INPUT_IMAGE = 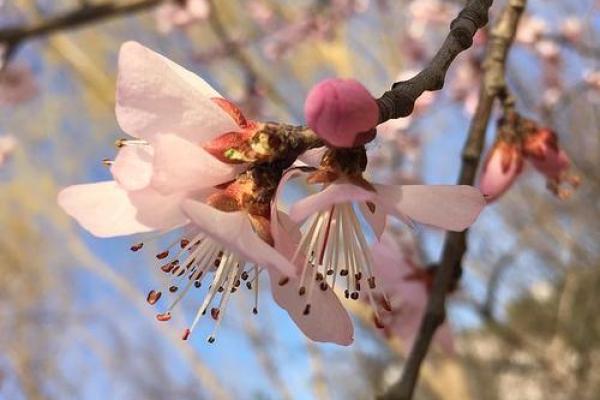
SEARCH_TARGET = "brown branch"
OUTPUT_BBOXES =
[0,0,164,47]
[376,0,494,123]
[378,1,528,399]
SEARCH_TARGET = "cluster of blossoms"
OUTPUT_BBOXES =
[479,110,580,202]
[155,0,210,33]
[59,42,485,345]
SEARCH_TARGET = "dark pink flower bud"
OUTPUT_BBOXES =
[304,78,379,148]
[479,140,523,202]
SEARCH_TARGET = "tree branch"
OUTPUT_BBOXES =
[0,0,163,47]
[378,1,528,399]
[376,0,494,123]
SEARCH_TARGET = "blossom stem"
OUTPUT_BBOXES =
[379,1,528,399]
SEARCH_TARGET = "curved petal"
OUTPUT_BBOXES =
[151,133,243,194]
[267,269,354,346]
[289,181,377,223]
[296,148,326,167]
[374,184,485,232]
[116,41,239,142]
[182,200,296,276]
[111,145,154,191]
[58,181,187,238]
[358,201,386,239]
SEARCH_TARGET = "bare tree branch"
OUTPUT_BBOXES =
[0,0,163,47]
[379,1,528,399]
[376,0,494,123]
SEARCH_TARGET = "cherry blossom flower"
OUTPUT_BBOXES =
[0,134,17,168]
[370,230,454,353]
[0,63,38,106]
[270,147,485,345]
[155,0,210,34]
[58,41,296,342]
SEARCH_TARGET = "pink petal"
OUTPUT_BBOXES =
[358,201,386,239]
[151,133,243,194]
[58,181,188,237]
[289,181,377,223]
[374,184,485,232]
[267,269,354,345]
[116,41,239,143]
[296,148,326,167]
[182,200,296,276]
[110,145,154,191]
[271,168,306,261]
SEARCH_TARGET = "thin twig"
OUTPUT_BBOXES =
[0,0,163,47]
[379,1,528,399]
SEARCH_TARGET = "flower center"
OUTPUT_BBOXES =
[292,203,391,326]
[133,231,260,343]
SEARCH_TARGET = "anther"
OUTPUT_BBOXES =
[102,158,113,167]
[344,289,350,299]
[316,272,324,281]
[156,250,169,259]
[156,312,171,322]
[169,286,178,293]
[298,286,306,296]
[207,336,216,344]
[130,243,144,252]
[319,282,328,291]
[355,272,362,280]
[246,282,252,290]
[382,298,392,312]
[252,307,258,315]
[241,271,249,281]
[146,290,162,305]
[303,304,311,315]
[210,308,220,320]
[194,281,202,288]
[340,269,349,276]
[368,277,376,289]
[181,328,190,341]
[278,276,290,286]
[373,315,385,329]
[326,269,334,276]
[180,239,190,248]
[350,292,359,300]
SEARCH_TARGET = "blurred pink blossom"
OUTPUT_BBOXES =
[0,63,38,106]
[305,78,379,147]
[515,15,547,45]
[155,0,209,33]
[560,17,583,43]
[0,134,17,167]
[371,230,454,353]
